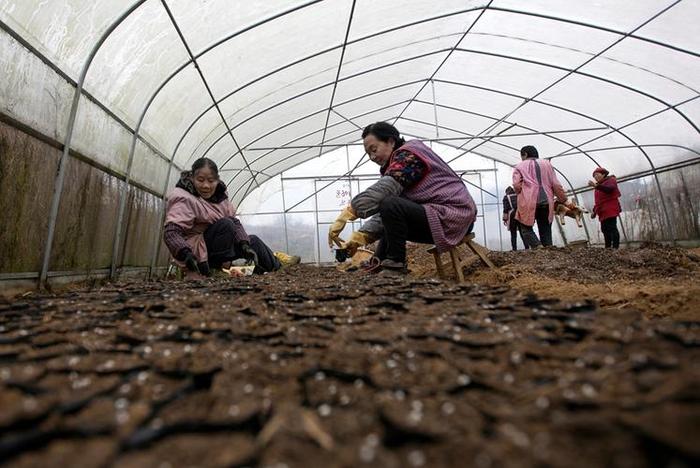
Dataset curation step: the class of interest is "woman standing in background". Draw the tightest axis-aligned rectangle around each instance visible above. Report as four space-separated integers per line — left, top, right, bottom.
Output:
589 166 622 249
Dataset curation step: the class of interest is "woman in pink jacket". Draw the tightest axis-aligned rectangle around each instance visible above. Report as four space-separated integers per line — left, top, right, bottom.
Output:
512 145 570 248
163 157 281 278
588 166 622 249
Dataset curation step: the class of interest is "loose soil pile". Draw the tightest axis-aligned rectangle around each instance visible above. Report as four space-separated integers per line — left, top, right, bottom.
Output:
1 266 699 467
408 243 700 320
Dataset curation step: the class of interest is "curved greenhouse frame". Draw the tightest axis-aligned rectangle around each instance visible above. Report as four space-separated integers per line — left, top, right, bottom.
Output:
0 0 698 287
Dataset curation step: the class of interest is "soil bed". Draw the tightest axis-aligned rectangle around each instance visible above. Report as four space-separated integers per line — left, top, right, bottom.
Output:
1 263 699 467
408 243 700 321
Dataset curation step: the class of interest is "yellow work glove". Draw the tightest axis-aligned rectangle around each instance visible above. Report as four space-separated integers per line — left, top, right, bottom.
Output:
340 231 376 256
328 205 357 248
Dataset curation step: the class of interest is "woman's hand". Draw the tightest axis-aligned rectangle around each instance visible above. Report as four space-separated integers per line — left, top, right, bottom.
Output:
328 205 357 247
184 252 200 273
587 180 596 188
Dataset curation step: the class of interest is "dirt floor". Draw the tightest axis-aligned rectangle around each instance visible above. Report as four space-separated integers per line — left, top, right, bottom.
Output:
409 243 700 321
1 254 699 467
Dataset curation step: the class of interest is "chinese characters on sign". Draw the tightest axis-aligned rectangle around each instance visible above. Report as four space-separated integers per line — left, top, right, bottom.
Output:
335 182 351 208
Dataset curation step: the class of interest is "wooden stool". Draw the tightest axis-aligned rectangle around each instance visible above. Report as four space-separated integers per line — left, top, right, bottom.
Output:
427 233 495 282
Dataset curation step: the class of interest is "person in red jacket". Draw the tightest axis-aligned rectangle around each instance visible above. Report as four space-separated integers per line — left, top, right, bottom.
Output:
588 166 622 249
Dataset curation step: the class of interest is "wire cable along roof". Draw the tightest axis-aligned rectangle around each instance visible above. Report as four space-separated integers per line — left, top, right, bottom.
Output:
1 0 698 278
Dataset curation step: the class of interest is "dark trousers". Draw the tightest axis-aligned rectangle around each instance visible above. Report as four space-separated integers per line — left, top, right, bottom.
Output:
518 203 552 248
374 196 433 264
510 228 518 251
601 217 620 249
203 219 281 272
508 218 528 251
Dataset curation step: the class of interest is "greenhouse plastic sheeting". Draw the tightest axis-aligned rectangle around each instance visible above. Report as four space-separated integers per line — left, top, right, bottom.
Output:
0 0 697 208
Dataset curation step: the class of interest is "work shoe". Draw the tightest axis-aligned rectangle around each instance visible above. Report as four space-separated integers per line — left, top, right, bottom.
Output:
379 259 408 276
274 251 301 268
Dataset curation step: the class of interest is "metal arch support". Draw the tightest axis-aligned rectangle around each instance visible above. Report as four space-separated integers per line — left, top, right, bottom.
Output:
161 0 257 188
230 127 363 202
430 78 676 241
30 0 695 191
139 1 330 173
257 127 587 238
390 0 494 133
553 144 700 160
430 79 440 141
570 157 700 193
142 6 488 169
452 47 699 135
223 83 425 182
0 16 175 169
225 96 418 188
167 48 343 171
178 2 693 205
432 77 668 177
167 3 699 174
18 0 692 281
224 88 576 190
448 0 687 162
223 74 660 197
195 42 695 185
405 100 602 166
229 115 583 218
39 0 149 288
552 95 700 159
453 1 685 243
225 169 274 192
111 56 192 280
317 0 357 160
220 168 274 177
227 112 369 200
488 6 699 59
199 49 454 173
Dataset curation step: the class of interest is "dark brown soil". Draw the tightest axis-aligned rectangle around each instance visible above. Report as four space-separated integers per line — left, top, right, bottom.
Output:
1 265 699 467
408 243 700 320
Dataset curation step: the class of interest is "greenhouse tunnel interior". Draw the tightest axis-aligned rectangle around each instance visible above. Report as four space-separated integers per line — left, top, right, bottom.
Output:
0 0 698 289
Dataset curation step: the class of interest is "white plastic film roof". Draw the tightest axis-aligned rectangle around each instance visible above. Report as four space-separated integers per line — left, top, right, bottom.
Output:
1 0 699 206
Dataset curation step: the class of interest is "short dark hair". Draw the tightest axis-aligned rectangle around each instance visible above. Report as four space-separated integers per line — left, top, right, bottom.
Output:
505 186 515 194
520 145 539 159
191 157 219 177
361 122 406 150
